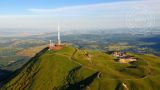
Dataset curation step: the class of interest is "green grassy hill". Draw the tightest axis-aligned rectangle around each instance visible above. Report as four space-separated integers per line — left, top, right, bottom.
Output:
1 46 160 90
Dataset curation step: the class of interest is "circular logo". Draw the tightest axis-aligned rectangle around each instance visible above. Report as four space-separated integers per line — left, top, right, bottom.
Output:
126 6 155 32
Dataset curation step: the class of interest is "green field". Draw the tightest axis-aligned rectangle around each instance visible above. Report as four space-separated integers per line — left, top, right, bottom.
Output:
1 46 160 90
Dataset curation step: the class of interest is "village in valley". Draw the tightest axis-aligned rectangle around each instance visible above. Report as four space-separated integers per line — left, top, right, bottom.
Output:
111 51 137 63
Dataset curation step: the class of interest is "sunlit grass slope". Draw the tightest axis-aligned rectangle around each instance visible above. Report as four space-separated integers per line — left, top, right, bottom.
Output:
1 46 160 90
1 46 97 90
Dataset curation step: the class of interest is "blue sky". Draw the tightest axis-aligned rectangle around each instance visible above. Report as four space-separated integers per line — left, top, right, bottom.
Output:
0 0 127 14
0 0 159 32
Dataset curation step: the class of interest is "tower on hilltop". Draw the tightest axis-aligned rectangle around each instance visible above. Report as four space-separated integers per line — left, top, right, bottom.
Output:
57 23 61 45
49 23 63 50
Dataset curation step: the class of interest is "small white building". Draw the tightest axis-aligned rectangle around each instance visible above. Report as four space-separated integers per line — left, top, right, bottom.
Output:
119 58 137 63
112 51 137 64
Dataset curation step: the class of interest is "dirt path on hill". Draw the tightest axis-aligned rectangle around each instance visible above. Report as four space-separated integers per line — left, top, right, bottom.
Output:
55 53 82 66
122 83 129 90
52 49 97 71
71 49 78 60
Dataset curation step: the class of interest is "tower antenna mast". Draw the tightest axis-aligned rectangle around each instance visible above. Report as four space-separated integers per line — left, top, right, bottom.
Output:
57 23 61 45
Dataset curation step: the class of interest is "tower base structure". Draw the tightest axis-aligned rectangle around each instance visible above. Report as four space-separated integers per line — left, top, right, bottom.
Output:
49 44 64 51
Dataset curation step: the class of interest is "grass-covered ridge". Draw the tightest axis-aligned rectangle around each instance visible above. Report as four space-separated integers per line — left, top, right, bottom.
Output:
1 46 160 90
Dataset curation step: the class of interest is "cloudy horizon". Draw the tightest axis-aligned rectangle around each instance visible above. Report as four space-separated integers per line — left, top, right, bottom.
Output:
0 0 159 32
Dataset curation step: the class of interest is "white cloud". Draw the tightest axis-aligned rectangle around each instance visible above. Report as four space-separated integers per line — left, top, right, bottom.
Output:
27 0 160 29
0 0 159 30
28 0 160 14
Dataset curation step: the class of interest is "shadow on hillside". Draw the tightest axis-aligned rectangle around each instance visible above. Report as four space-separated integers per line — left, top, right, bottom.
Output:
58 70 99 90
0 69 13 86
66 72 99 90
0 47 49 87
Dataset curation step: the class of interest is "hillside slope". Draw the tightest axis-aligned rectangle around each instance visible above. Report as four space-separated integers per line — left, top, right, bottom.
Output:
1 46 160 90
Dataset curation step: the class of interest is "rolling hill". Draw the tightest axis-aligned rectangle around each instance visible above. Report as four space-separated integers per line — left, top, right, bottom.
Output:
1 46 160 90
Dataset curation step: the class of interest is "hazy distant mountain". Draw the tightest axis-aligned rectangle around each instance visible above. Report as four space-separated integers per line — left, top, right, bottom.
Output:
0 28 160 37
